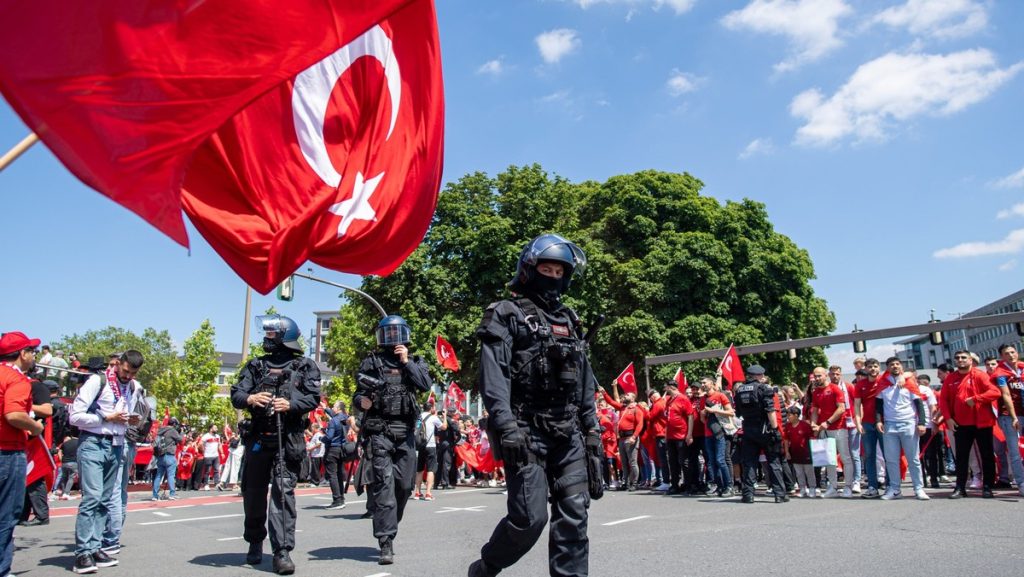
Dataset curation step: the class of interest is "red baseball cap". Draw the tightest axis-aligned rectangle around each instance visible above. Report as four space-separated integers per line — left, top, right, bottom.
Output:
0 331 41 356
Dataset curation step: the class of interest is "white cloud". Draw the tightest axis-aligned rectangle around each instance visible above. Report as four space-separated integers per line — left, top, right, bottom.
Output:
571 0 697 15
476 58 504 76
721 0 853 73
993 167 1024 189
999 259 1018 272
739 138 775 159
933 228 1024 258
536 29 581 64
666 69 701 96
539 89 572 104
873 0 988 39
791 49 1024 146
997 203 1024 219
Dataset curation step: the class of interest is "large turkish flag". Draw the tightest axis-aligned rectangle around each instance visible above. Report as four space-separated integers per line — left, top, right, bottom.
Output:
0 0 444 293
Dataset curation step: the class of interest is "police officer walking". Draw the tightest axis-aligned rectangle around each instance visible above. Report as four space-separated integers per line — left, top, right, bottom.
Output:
231 315 321 575
468 233 602 577
353 315 432 565
732 364 787 504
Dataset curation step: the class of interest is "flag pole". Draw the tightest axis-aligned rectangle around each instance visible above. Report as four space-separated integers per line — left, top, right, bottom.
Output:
0 132 40 173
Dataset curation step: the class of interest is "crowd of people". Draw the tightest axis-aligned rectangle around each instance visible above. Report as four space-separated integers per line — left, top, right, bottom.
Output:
590 344 1024 503
4 322 1023 575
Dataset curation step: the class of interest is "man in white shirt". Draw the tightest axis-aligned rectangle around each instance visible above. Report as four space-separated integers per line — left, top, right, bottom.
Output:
199 425 223 490
69 351 145 574
875 358 928 501
414 403 446 501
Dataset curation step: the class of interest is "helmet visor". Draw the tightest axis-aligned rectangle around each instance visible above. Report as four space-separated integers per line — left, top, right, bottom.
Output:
376 324 411 347
522 234 587 276
256 315 288 335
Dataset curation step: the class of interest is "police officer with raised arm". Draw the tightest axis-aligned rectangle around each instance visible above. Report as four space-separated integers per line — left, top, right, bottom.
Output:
353 315 432 565
732 364 788 504
468 233 602 577
232 315 321 575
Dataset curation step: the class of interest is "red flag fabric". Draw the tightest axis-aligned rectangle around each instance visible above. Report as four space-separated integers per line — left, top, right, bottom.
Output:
224 422 234 440
0 0 444 294
717 344 745 387
25 436 55 489
616 362 638 395
427 390 437 408
435 336 461 372
673 368 688 389
446 382 467 413
162 408 171 427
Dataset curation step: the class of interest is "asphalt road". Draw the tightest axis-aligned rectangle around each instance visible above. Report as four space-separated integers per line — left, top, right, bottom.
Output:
14 482 1024 577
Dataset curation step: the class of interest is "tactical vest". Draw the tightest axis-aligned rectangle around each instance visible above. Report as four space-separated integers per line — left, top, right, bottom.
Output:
251 357 302 434
733 381 762 422
369 354 417 421
508 298 586 418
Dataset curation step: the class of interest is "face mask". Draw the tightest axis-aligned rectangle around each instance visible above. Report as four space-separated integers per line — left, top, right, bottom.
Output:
262 337 281 354
527 271 562 302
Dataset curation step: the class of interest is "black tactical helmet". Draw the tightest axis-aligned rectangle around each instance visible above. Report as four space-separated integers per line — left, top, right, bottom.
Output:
509 233 587 294
256 314 303 353
376 315 411 347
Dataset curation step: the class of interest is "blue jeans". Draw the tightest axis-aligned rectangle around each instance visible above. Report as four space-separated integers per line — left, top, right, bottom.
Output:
861 424 884 490
152 454 178 499
0 451 26 577
103 443 134 547
882 421 923 493
997 416 1024 486
75 435 123 556
704 435 732 490
846 428 862 483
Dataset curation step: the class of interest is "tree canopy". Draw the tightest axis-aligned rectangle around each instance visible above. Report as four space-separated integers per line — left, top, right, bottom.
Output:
324 165 835 395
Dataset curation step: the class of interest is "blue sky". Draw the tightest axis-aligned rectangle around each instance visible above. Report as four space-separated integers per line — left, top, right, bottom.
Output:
2 0 1022 368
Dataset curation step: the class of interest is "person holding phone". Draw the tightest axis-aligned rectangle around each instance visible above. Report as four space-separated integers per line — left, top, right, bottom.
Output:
69 351 145 575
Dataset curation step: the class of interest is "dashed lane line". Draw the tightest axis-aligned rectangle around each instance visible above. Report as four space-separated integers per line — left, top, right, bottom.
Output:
138 513 243 526
152 511 172 517
602 515 651 526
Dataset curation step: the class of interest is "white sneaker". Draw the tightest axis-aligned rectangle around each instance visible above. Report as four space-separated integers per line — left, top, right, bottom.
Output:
822 488 839 499
852 482 862 494
881 490 901 500
488 479 497 487
655 483 671 492
800 488 809 498
915 489 930 500
811 488 819 498
842 487 853 499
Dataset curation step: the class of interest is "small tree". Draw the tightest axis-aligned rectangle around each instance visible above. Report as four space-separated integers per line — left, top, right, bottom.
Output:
153 320 223 428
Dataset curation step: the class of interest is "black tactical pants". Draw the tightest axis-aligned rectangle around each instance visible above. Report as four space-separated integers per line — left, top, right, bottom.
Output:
739 434 785 498
479 427 590 577
324 446 347 502
369 431 416 545
241 441 300 552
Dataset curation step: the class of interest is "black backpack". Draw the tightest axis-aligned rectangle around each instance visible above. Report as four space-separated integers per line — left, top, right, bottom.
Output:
50 399 71 444
125 388 153 444
153 429 178 457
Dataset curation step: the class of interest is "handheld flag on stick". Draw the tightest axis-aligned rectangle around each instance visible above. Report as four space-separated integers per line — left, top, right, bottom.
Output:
717 344 745 388
615 362 637 395
435 335 460 372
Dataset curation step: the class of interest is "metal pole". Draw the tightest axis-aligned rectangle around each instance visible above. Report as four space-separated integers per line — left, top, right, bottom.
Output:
293 269 388 318
241 286 252 362
0 133 39 173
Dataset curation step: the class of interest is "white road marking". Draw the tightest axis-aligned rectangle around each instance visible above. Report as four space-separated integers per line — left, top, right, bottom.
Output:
165 505 194 509
152 511 172 517
602 515 651 526
217 537 243 541
363 573 391 577
138 513 243 526
313 496 333 500
436 506 487 514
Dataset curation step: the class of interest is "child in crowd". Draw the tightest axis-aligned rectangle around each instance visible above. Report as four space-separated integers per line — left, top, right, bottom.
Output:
783 406 816 497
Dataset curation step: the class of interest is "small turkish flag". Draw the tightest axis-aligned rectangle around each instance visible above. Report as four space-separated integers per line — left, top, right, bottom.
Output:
435 336 461 372
616 362 638 395
673 368 688 389
446 382 466 413
717 344 745 389
26 436 55 489
0 0 444 294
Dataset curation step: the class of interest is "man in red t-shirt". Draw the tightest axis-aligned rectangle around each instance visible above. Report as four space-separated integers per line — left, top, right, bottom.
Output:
992 344 1024 496
663 381 694 495
809 367 849 498
612 390 644 492
0 331 47 577
647 390 669 491
943 350 1002 498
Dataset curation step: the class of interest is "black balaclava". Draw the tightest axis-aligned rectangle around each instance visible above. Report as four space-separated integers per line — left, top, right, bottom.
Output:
525 266 563 308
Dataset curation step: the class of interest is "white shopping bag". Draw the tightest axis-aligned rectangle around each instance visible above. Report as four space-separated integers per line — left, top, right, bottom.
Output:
810 437 837 467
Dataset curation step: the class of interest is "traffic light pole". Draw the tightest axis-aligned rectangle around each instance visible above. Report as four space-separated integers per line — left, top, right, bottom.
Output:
291 269 388 319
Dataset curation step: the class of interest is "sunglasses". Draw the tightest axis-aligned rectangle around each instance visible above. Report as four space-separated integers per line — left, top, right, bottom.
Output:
24 348 39 354
953 355 970 360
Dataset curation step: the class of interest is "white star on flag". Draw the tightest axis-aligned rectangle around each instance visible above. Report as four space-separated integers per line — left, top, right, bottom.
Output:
329 171 384 237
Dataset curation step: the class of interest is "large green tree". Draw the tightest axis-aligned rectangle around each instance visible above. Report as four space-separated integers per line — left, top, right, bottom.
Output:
152 320 234 427
324 165 834 393
53 326 177 389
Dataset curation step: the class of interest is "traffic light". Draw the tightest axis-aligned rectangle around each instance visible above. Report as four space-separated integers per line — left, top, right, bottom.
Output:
276 275 294 301
852 326 866 354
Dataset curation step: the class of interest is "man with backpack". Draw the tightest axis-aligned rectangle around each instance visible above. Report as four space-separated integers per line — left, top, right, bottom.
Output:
414 402 445 501
151 418 183 500
69 351 145 575
323 402 352 509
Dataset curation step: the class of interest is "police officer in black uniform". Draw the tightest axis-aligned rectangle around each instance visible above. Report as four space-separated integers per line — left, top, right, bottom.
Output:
353 315 432 565
732 364 787 504
468 233 602 577
231 315 321 575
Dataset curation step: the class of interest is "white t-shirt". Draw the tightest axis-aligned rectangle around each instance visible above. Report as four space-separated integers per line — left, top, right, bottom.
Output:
307 432 326 458
420 412 442 448
201 433 221 459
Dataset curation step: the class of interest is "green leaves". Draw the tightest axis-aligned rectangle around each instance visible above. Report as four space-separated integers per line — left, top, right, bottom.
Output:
323 165 835 391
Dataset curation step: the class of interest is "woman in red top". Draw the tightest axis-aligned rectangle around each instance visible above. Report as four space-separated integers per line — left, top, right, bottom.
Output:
782 407 815 497
602 386 644 491
943 350 1002 498
701 377 735 497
